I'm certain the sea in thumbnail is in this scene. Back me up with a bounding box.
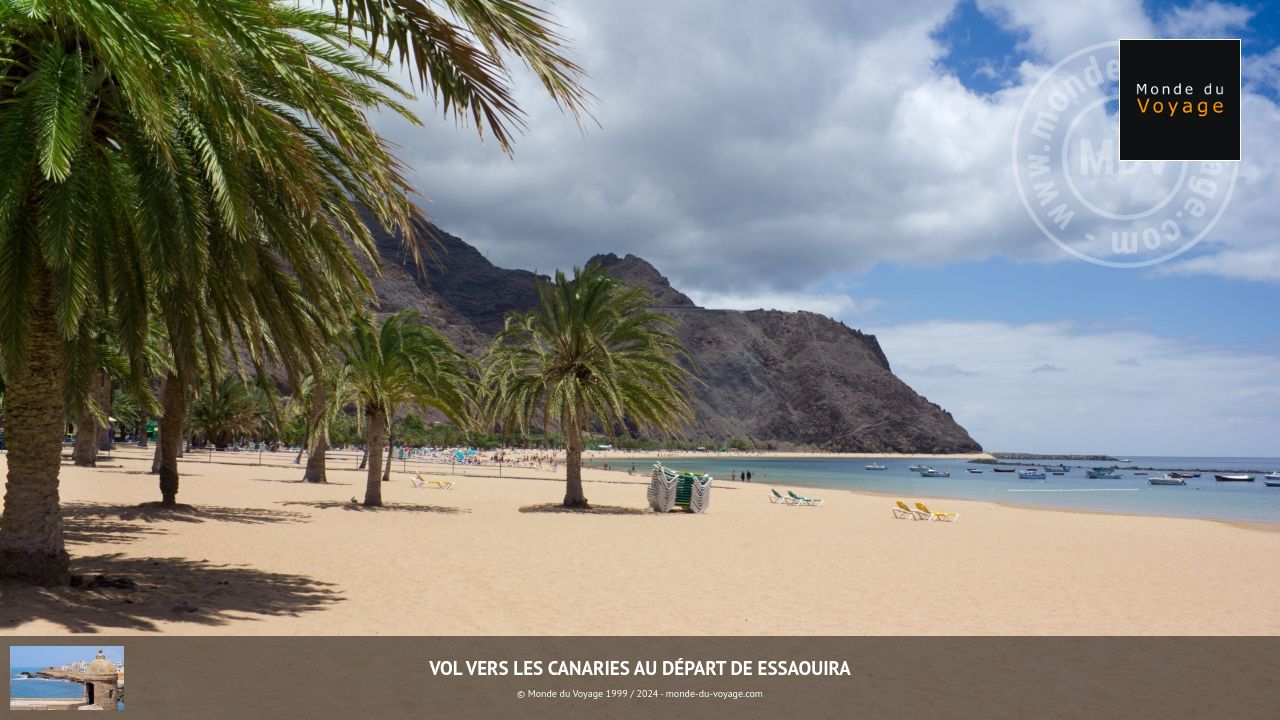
[9,668,82,699]
[589,456,1280,524]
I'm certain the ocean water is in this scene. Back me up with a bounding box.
[9,667,82,699]
[588,456,1280,524]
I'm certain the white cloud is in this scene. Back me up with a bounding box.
[684,289,883,318]
[876,320,1280,455]
[1159,1,1254,37]
[376,0,1280,289]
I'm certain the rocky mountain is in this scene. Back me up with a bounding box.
[366,225,981,453]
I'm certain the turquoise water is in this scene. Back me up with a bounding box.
[9,667,82,699]
[588,456,1280,523]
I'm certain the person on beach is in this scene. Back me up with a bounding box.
[746,470,752,482]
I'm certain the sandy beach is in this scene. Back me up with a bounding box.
[2,446,1278,636]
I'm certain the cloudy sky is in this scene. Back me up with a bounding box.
[375,0,1280,456]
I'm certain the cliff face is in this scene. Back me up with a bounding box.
[369,226,981,453]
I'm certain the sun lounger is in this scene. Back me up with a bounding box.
[787,490,823,507]
[915,502,958,522]
[414,473,455,490]
[769,489,794,505]
[893,500,918,519]
[409,475,426,489]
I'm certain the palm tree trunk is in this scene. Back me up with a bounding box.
[151,430,162,472]
[136,414,149,448]
[72,408,97,467]
[0,263,71,585]
[362,408,386,506]
[157,372,186,506]
[95,374,112,453]
[381,419,394,483]
[563,417,588,508]
[303,383,328,484]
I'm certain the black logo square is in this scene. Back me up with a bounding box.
[1119,39,1240,161]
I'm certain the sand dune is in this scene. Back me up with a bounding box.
[2,446,1278,635]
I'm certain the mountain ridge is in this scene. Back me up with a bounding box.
[365,225,981,453]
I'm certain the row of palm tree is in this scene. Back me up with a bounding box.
[0,0,689,592]
[0,0,587,586]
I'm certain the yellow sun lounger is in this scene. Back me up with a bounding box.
[915,502,958,522]
[412,473,455,490]
[893,500,918,519]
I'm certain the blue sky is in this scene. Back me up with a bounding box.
[381,0,1280,455]
[10,646,123,669]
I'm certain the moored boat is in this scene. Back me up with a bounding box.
[1264,479,1280,487]
[1044,464,1070,473]
[865,462,886,470]
[1018,468,1046,479]
[967,468,983,474]
[1215,474,1254,482]
[920,468,950,477]
[1169,471,1200,479]
[1085,466,1123,479]
[992,467,1015,473]
[907,464,924,472]
[1147,475,1186,486]
[1264,472,1280,481]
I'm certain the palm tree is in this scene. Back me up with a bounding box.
[294,365,356,484]
[342,311,474,506]
[190,376,263,450]
[483,265,694,508]
[0,0,588,585]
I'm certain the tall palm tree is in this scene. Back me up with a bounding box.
[343,311,473,506]
[483,265,694,508]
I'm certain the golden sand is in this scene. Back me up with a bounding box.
[2,446,1278,635]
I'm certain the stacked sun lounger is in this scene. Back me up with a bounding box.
[648,463,712,513]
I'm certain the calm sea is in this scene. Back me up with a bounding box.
[588,456,1280,524]
[9,667,82,699]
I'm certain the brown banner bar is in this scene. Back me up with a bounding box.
[5,637,1278,719]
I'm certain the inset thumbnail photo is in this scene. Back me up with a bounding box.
[9,646,124,711]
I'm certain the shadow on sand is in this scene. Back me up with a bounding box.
[518,503,649,516]
[279,500,468,514]
[0,554,342,633]
[63,502,311,526]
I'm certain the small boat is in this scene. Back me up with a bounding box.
[1215,474,1254,482]
[1018,468,1046,479]
[967,468,983,474]
[1169,471,1200,479]
[1132,472,1147,476]
[1263,479,1280,487]
[1147,475,1186,486]
[992,467,1016,473]
[1086,467,1123,479]
[1264,472,1280,480]
[907,464,924,472]
[920,468,950,477]
[1051,472,1065,476]
[865,462,886,470]
[1044,464,1070,473]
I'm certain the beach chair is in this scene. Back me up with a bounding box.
[408,474,426,489]
[915,502,958,522]
[787,490,823,507]
[769,489,793,505]
[414,473,455,490]
[893,500,917,519]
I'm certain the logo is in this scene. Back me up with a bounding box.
[1013,41,1238,268]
